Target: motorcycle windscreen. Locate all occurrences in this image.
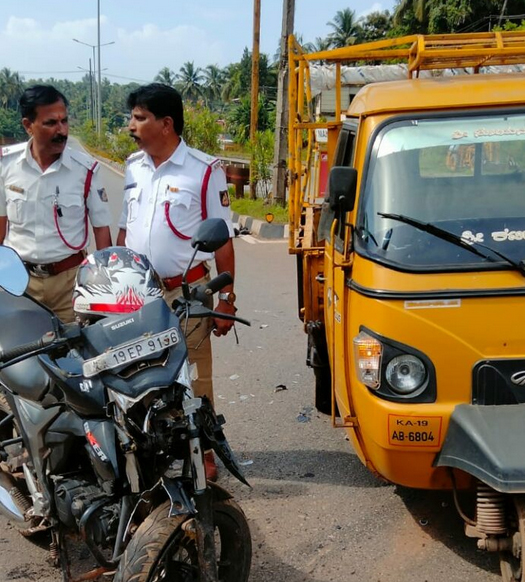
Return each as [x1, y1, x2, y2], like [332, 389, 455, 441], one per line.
[81, 298, 188, 399]
[0, 290, 53, 400]
[435, 403, 525, 493]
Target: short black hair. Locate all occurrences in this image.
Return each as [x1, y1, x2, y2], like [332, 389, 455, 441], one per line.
[127, 83, 184, 135]
[19, 85, 69, 122]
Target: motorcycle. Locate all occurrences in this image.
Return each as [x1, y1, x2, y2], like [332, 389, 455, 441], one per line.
[0, 218, 252, 582]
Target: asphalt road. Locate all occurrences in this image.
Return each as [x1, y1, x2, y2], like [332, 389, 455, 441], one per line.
[0, 146, 506, 581]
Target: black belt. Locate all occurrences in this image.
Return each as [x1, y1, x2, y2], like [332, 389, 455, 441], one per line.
[24, 250, 85, 278]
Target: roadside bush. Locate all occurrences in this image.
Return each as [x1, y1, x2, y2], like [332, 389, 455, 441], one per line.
[183, 103, 221, 154]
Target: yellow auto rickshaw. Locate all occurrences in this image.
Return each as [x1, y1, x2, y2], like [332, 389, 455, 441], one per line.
[288, 31, 525, 581]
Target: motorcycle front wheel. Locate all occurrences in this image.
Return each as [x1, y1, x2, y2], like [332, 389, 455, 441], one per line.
[114, 497, 251, 582]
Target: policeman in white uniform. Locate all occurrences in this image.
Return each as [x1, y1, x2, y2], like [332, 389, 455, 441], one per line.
[119, 140, 234, 281]
[0, 85, 113, 322]
[117, 84, 236, 481]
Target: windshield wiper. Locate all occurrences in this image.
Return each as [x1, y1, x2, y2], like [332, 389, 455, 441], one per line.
[378, 212, 525, 277]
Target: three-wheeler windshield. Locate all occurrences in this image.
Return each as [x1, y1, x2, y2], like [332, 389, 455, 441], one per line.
[357, 112, 525, 272]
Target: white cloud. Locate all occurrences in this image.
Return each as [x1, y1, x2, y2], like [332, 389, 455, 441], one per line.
[358, 3, 388, 18]
[0, 15, 226, 83]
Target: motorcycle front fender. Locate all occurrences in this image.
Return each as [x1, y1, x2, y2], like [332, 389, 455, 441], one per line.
[123, 478, 233, 542]
[435, 403, 525, 493]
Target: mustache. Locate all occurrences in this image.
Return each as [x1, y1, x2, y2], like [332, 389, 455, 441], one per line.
[51, 135, 67, 144]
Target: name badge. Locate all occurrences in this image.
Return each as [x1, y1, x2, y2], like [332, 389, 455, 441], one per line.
[7, 185, 25, 194]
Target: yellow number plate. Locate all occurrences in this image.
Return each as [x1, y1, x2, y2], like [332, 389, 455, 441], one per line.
[388, 414, 443, 448]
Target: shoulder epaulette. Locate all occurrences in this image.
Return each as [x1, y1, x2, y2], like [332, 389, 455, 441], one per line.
[187, 147, 221, 169]
[69, 147, 99, 172]
[0, 142, 26, 158]
[126, 150, 144, 165]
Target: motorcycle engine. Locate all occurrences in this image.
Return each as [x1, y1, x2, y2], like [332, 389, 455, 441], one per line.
[54, 478, 119, 546]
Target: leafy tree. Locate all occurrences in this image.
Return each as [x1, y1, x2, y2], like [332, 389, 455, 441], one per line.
[248, 129, 274, 199]
[227, 94, 274, 143]
[0, 68, 23, 110]
[0, 107, 25, 140]
[183, 103, 221, 154]
[392, 0, 525, 34]
[155, 67, 176, 86]
[176, 62, 204, 102]
[359, 11, 393, 42]
[327, 8, 362, 48]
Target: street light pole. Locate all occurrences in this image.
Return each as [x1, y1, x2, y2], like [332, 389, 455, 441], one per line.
[72, 31, 115, 136]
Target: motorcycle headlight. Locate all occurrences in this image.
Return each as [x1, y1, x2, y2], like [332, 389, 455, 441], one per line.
[108, 387, 159, 413]
[385, 355, 426, 394]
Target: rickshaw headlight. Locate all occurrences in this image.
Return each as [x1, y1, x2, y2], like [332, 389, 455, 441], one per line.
[353, 332, 383, 390]
[386, 355, 426, 394]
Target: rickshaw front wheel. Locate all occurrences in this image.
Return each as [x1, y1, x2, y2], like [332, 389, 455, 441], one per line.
[500, 496, 525, 582]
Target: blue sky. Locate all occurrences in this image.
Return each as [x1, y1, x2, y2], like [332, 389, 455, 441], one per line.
[1, 0, 396, 84]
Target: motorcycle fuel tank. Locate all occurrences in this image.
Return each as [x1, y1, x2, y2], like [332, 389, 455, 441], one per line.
[0, 290, 53, 401]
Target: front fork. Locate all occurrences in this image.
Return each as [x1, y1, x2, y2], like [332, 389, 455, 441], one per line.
[183, 397, 219, 581]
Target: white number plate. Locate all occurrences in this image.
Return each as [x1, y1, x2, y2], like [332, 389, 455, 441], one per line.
[83, 328, 180, 378]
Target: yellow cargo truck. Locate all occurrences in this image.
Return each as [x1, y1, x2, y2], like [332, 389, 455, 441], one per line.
[288, 32, 525, 579]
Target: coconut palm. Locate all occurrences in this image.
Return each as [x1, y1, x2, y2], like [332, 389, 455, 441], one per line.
[0, 68, 23, 110]
[303, 36, 332, 53]
[327, 8, 362, 48]
[393, 0, 431, 25]
[203, 64, 224, 106]
[154, 67, 176, 86]
[175, 62, 204, 102]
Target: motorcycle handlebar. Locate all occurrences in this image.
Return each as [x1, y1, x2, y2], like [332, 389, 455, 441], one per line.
[192, 272, 233, 304]
[0, 331, 56, 364]
[206, 271, 233, 294]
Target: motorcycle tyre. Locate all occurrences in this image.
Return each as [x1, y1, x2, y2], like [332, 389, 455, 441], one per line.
[114, 497, 251, 582]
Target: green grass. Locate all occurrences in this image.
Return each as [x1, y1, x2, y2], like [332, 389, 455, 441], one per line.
[230, 196, 288, 224]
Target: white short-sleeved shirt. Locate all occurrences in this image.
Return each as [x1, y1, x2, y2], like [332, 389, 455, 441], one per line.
[0, 140, 112, 263]
[119, 139, 233, 279]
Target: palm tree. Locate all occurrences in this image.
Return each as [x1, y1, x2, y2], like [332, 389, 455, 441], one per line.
[304, 36, 332, 53]
[203, 65, 224, 107]
[393, 0, 431, 26]
[175, 62, 204, 102]
[327, 8, 362, 48]
[154, 67, 176, 86]
[0, 68, 23, 110]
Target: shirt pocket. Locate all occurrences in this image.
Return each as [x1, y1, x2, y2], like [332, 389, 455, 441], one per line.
[59, 192, 84, 220]
[5, 190, 26, 224]
[127, 188, 142, 223]
[164, 190, 192, 231]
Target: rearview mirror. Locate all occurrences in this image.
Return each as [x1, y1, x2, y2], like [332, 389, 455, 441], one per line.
[328, 167, 358, 212]
[0, 246, 29, 296]
[191, 218, 230, 253]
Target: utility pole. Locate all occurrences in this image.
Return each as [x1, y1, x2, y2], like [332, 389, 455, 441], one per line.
[89, 58, 94, 127]
[272, 0, 295, 207]
[97, 0, 102, 137]
[250, 0, 261, 200]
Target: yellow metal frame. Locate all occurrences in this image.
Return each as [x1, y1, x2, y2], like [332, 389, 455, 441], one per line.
[288, 31, 525, 257]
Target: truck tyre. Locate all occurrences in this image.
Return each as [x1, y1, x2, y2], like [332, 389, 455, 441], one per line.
[314, 364, 332, 415]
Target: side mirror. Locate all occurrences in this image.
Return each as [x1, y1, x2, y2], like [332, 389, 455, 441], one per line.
[191, 218, 230, 253]
[328, 167, 358, 213]
[0, 246, 29, 296]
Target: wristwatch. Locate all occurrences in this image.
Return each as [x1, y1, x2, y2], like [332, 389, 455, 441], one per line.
[218, 291, 236, 305]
